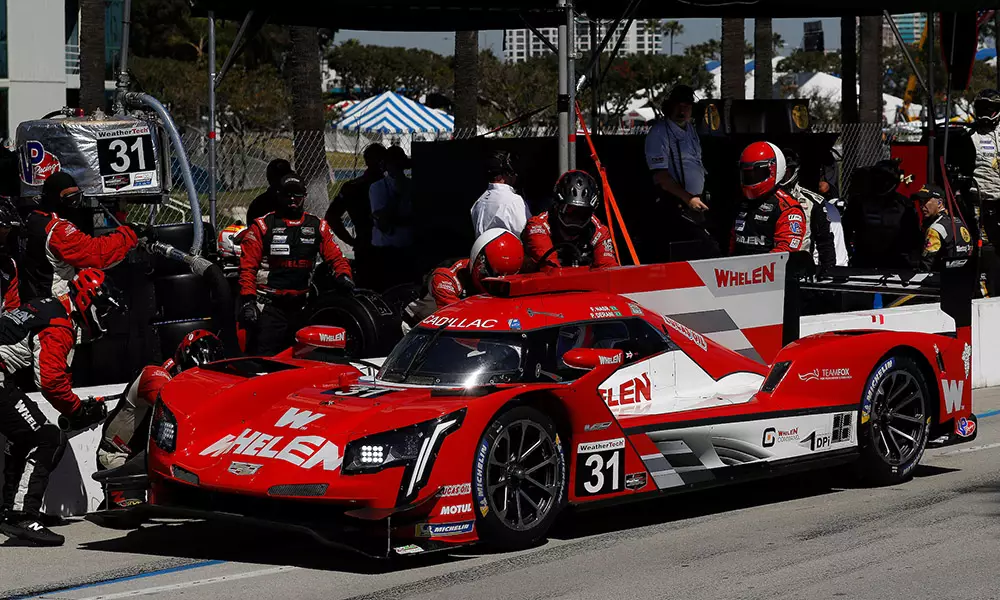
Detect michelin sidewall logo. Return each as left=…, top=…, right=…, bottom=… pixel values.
left=862, top=358, right=894, bottom=425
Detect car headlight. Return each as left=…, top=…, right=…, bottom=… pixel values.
left=150, top=399, right=177, bottom=453
left=343, top=409, right=466, bottom=504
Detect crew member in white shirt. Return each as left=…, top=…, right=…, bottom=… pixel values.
left=369, top=145, right=415, bottom=289
left=471, top=151, right=531, bottom=237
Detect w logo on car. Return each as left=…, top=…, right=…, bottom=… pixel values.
left=942, top=379, right=965, bottom=415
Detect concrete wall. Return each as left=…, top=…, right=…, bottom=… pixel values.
left=6, top=0, right=68, bottom=136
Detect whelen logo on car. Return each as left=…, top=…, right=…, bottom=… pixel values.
left=714, top=262, right=775, bottom=288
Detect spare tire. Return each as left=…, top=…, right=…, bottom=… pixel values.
left=380, top=283, right=422, bottom=317
left=154, top=317, right=216, bottom=360
left=153, top=274, right=212, bottom=321
left=306, top=290, right=401, bottom=358
left=151, top=222, right=218, bottom=275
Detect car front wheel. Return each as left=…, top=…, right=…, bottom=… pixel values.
left=472, top=406, right=566, bottom=550
left=856, top=355, right=931, bottom=485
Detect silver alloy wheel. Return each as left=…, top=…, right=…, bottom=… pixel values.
left=869, top=371, right=927, bottom=465
left=484, top=419, right=560, bottom=532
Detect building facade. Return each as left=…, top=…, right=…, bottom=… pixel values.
left=883, top=13, right=928, bottom=46
left=504, top=20, right=663, bottom=63
left=1, top=0, right=119, bottom=138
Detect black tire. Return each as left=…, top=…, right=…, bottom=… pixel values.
left=306, top=290, right=401, bottom=358
left=856, top=355, right=932, bottom=485
left=380, top=283, right=422, bottom=316
left=473, top=405, right=567, bottom=550
left=153, top=274, right=212, bottom=321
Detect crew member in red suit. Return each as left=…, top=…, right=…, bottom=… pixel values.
left=0, top=268, right=121, bottom=546
left=239, top=172, right=355, bottom=355
left=21, top=172, right=142, bottom=304
left=0, top=197, right=22, bottom=311
left=402, top=229, right=524, bottom=331
left=731, top=142, right=806, bottom=255
left=522, top=170, right=618, bottom=272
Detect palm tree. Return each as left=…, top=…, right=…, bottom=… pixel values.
left=288, top=26, right=329, bottom=216
left=663, top=20, right=684, bottom=56
left=859, top=16, right=882, bottom=124
left=454, top=31, right=479, bottom=132
left=754, top=18, right=773, bottom=100
left=721, top=18, right=746, bottom=99
left=79, top=0, right=106, bottom=113
left=842, top=16, right=859, bottom=123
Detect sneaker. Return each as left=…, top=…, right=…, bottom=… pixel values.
left=0, top=517, right=65, bottom=546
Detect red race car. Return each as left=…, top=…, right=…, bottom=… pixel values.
left=109, top=254, right=978, bottom=557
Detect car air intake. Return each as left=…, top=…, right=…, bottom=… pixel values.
left=761, top=361, right=792, bottom=393
left=171, top=465, right=200, bottom=486
left=267, top=484, right=329, bottom=497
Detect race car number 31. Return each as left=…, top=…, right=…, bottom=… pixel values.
left=97, top=133, right=155, bottom=176
left=575, top=439, right=624, bottom=496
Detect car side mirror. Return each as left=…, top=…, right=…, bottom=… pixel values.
left=562, top=348, right=624, bottom=370
left=295, top=325, right=347, bottom=349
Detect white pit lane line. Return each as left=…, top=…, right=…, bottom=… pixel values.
left=59, top=566, right=299, bottom=600
left=934, top=442, right=1000, bottom=456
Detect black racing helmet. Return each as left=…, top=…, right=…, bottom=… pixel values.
left=0, top=197, right=21, bottom=228
left=553, top=170, right=599, bottom=230
left=42, top=171, right=83, bottom=210
left=174, top=329, right=225, bottom=371
left=975, top=89, right=1000, bottom=130
left=780, top=148, right=800, bottom=188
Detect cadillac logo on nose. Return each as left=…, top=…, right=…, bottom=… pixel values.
left=228, top=461, right=263, bottom=476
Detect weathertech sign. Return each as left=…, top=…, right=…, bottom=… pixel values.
left=714, top=263, right=775, bottom=288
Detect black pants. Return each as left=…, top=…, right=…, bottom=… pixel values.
left=0, top=385, right=67, bottom=518
left=251, top=298, right=307, bottom=356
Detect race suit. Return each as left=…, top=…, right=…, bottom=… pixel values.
left=21, top=210, right=137, bottom=304
left=1, top=255, right=20, bottom=311
left=239, top=211, right=352, bottom=355
left=731, top=189, right=806, bottom=255
left=921, top=212, right=975, bottom=272
left=842, top=193, right=922, bottom=269
left=0, top=297, right=84, bottom=518
left=401, top=258, right=472, bottom=332
left=522, top=212, right=619, bottom=272
left=97, top=364, right=172, bottom=470
left=787, top=184, right=837, bottom=270
left=972, top=127, right=1000, bottom=247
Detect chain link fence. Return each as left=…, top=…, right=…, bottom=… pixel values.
left=140, top=122, right=889, bottom=236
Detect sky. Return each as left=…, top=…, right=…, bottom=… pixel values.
left=334, top=18, right=844, bottom=56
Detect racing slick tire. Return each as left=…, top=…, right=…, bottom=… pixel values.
left=306, top=290, right=401, bottom=358
left=153, top=274, right=211, bottom=320
left=473, top=405, right=567, bottom=550
left=855, top=355, right=932, bottom=486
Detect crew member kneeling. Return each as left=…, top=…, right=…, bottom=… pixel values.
left=402, top=229, right=524, bottom=331
left=0, top=269, right=121, bottom=546
left=523, top=170, right=618, bottom=271
left=915, top=185, right=974, bottom=271
left=239, top=173, right=355, bottom=356
left=732, top=142, right=806, bottom=256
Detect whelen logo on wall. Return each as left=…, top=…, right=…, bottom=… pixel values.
left=714, top=262, right=776, bottom=288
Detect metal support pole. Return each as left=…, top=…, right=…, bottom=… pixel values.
left=557, top=0, right=569, bottom=175
left=208, top=11, right=217, bottom=228
left=884, top=10, right=929, bottom=97
left=590, top=21, right=599, bottom=132
left=113, top=0, right=133, bottom=114
left=927, top=12, right=936, bottom=184
left=944, top=15, right=957, bottom=167
left=567, top=1, right=576, bottom=171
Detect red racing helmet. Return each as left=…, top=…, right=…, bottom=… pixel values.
left=469, top=228, right=524, bottom=291
left=740, top=142, right=786, bottom=200
left=70, top=268, right=123, bottom=340
left=174, top=329, right=225, bottom=371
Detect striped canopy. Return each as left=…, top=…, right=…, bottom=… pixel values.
left=333, top=91, right=454, bottom=134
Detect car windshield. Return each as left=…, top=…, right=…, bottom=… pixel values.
left=379, top=330, right=525, bottom=386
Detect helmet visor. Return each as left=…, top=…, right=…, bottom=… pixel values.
left=558, top=204, right=593, bottom=229
left=740, top=161, right=774, bottom=188
left=975, top=99, right=1000, bottom=121
left=187, top=336, right=225, bottom=368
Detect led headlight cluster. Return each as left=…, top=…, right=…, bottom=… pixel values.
left=150, top=399, right=177, bottom=453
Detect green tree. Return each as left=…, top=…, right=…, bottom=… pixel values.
left=755, top=18, right=774, bottom=100
left=79, top=0, right=107, bottom=112
left=663, top=20, right=684, bottom=56
left=722, top=19, right=746, bottom=99
left=454, top=31, right=480, bottom=131
left=326, top=40, right=452, bottom=100
left=478, top=53, right=558, bottom=127
left=777, top=50, right=842, bottom=76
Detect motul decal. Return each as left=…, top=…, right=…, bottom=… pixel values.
left=600, top=373, right=652, bottom=407
left=714, top=263, right=775, bottom=288
left=199, top=429, right=342, bottom=471
left=942, top=379, right=965, bottom=414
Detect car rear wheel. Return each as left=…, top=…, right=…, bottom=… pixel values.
left=856, top=356, right=931, bottom=485
left=473, top=406, right=566, bottom=550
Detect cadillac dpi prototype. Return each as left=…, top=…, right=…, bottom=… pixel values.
left=117, top=254, right=977, bottom=557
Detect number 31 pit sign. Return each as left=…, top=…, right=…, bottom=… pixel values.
left=96, top=125, right=160, bottom=193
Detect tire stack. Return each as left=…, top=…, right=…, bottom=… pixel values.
left=149, top=222, right=220, bottom=360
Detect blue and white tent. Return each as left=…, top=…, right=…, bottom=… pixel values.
left=333, top=91, right=454, bottom=134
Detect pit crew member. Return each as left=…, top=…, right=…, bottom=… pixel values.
left=98, top=329, right=224, bottom=473
left=915, top=185, right=974, bottom=272
left=21, top=172, right=140, bottom=304
left=239, top=172, right=354, bottom=356
left=402, top=228, right=524, bottom=330
left=732, top=142, right=806, bottom=256
left=971, top=89, right=1000, bottom=245
left=780, top=148, right=836, bottom=270
left=0, top=197, right=22, bottom=311
left=522, top=170, right=618, bottom=271
left=0, top=269, right=121, bottom=546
